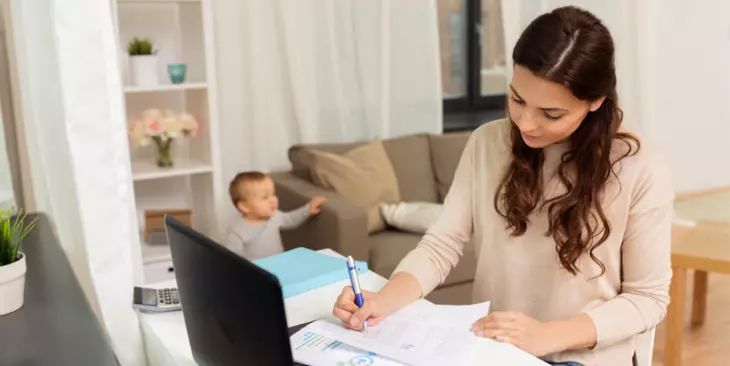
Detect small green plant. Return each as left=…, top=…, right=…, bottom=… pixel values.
left=0, top=208, right=37, bottom=266
left=127, top=37, right=156, bottom=56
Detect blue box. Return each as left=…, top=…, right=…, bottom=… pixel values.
left=254, top=248, right=369, bottom=298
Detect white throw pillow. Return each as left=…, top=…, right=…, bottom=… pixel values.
left=379, top=202, right=443, bottom=234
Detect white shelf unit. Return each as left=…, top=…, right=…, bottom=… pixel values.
left=131, top=158, right=213, bottom=181
left=113, top=0, right=224, bottom=283
left=118, top=0, right=201, bottom=3
left=124, top=82, right=207, bottom=94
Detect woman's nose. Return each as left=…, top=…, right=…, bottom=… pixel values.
left=515, top=110, right=540, bottom=132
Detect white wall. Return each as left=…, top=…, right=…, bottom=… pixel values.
left=645, top=0, right=730, bottom=193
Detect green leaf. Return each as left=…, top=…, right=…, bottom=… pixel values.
left=127, top=37, right=155, bottom=56
left=0, top=207, right=36, bottom=266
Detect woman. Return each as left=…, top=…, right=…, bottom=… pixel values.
left=332, top=6, right=673, bottom=366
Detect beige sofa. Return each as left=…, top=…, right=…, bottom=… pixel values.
left=270, top=132, right=476, bottom=304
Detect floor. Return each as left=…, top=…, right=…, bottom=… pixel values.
left=652, top=272, right=730, bottom=366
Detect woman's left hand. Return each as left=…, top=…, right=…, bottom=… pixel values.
left=471, top=311, right=558, bottom=357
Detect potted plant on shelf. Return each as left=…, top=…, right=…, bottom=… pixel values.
left=0, top=208, right=37, bottom=316
left=127, top=37, right=159, bottom=86
left=129, top=109, right=200, bottom=168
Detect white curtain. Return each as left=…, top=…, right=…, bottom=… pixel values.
left=500, top=0, right=730, bottom=193
left=0, top=100, right=13, bottom=208
left=10, top=0, right=144, bottom=364
left=0, top=14, right=14, bottom=209
left=213, top=0, right=442, bottom=219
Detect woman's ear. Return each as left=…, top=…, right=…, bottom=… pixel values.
left=589, top=96, right=607, bottom=112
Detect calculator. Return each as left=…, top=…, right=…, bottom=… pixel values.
left=132, top=286, right=182, bottom=312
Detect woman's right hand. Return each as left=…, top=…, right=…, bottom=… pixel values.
left=332, top=286, right=390, bottom=331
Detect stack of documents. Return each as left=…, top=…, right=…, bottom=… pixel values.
left=290, top=300, right=549, bottom=365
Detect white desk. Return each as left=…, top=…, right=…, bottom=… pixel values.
left=138, top=249, right=387, bottom=365
left=138, top=249, right=547, bottom=365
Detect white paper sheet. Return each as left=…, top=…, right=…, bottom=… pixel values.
left=390, top=300, right=492, bottom=329
left=290, top=326, right=406, bottom=366
left=295, top=319, right=468, bottom=366
left=292, top=300, right=549, bottom=366
left=292, top=300, right=491, bottom=366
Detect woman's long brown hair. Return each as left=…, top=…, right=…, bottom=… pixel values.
left=494, top=6, right=638, bottom=276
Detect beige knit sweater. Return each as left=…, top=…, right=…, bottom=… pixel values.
left=394, top=119, right=674, bottom=365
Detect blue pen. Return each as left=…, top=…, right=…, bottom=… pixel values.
left=346, top=255, right=368, bottom=333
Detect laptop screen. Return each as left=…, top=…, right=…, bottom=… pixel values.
left=165, top=215, right=295, bottom=366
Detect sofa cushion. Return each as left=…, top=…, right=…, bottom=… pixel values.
left=309, top=140, right=400, bottom=233
left=343, top=139, right=401, bottom=204
left=382, top=134, right=439, bottom=203
left=368, top=230, right=477, bottom=288
left=429, top=132, right=471, bottom=202
left=380, top=202, right=442, bottom=234
left=289, top=142, right=363, bottom=181
left=290, top=134, right=440, bottom=203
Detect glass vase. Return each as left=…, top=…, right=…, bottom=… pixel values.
left=154, top=138, right=174, bottom=168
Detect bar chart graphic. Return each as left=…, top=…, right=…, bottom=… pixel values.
left=296, top=331, right=344, bottom=352
left=294, top=330, right=385, bottom=365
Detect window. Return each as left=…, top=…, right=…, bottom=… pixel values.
left=438, top=0, right=508, bottom=130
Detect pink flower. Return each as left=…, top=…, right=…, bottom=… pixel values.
left=148, top=120, right=161, bottom=131
left=129, top=108, right=198, bottom=147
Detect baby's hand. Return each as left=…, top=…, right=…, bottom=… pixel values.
left=309, top=196, right=327, bottom=215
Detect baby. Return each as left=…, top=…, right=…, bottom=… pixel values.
left=224, top=171, right=326, bottom=260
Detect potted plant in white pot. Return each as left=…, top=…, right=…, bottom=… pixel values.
left=127, top=37, right=159, bottom=87
left=0, top=209, right=37, bottom=316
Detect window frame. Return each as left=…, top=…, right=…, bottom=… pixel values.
left=443, top=0, right=507, bottom=116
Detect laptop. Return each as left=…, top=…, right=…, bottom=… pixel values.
left=164, top=215, right=309, bottom=366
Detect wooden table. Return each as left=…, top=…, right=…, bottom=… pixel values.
left=666, top=220, right=730, bottom=366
